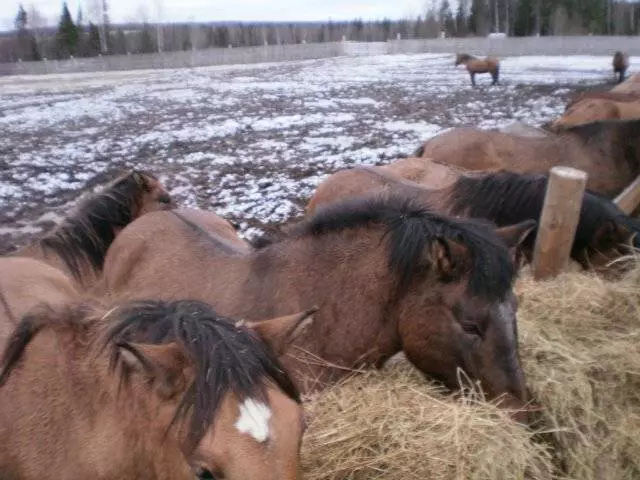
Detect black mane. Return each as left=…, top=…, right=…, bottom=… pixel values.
left=38, top=170, right=156, bottom=281
left=0, top=299, right=299, bottom=451
left=105, top=299, right=299, bottom=449
left=449, top=171, right=640, bottom=255
left=289, top=193, right=516, bottom=301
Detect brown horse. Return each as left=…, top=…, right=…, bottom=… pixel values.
left=0, top=257, right=80, bottom=350
left=12, top=170, right=174, bottom=290
left=612, top=73, right=640, bottom=94
left=101, top=203, right=535, bottom=422
left=455, top=53, right=500, bottom=87
left=415, top=119, right=640, bottom=198
left=0, top=298, right=313, bottom=480
left=551, top=98, right=640, bottom=130
left=565, top=90, right=640, bottom=110
left=307, top=165, right=640, bottom=271
left=613, top=51, right=630, bottom=84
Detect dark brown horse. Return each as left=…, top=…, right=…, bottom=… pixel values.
left=416, top=119, right=640, bottom=198
left=613, top=51, right=630, bottom=84
left=307, top=166, right=640, bottom=272
left=101, top=202, right=535, bottom=422
left=0, top=298, right=313, bottom=480
left=12, top=170, right=174, bottom=290
left=455, top=53, right=500, bottom=87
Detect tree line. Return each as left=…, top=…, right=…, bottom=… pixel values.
left=2, top=0, right=640, bottom=63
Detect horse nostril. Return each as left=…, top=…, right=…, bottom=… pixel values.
left=194, top=467, right=216, bottom=479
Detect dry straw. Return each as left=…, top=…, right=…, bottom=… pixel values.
left=301, top=262, right=640, bottom=480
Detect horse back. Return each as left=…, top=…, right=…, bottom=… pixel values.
left=101, top=208, right=250, bottom=301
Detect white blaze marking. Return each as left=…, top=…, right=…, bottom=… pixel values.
left=235, top=398, right=272, bottom=443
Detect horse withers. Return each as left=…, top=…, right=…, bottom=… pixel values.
left=0, top=299, right=314, bottom=480
left=102, top=202, right=535, bottom=423
left=455, top=53, right=500, bottom=87
left=613, top=51, right=630, bottom=84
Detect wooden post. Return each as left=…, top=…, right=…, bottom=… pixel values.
left=532, top=166, right=588, bottom=280
left=614, top=174, right=640, bottom=214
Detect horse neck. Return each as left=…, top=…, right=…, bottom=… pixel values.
left=241, top=230, right=403, bottom=375
left=564, top=122, right=640, bottom=175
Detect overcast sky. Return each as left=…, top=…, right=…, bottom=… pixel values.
left=1, top=0, right=427, bottom=30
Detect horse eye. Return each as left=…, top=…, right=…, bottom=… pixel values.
left=460, top=322, right=482, bottom=337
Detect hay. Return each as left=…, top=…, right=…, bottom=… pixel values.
left=302, top=263, right=640, bottom=480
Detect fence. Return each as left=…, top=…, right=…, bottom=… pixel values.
left=1, top=36, right=639, bottom=76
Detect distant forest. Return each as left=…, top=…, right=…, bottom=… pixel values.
left=2, top=0, right=640, bottom=63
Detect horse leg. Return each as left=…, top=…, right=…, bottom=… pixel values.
left=492, top=68, right=500, bottom=85
left=470, top=72, right=476, bottom=87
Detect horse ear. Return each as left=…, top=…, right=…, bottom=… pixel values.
left=242, top=307, right=318, bottom=355
left=495, top=220, right=537, bottom=248
left=494, top=220, right=537, bottom=267
left=427, top=238, right=467, bottom=280
left=131, top=171, right=150, bottom=190
left=118, top=342, right=189, bottom=399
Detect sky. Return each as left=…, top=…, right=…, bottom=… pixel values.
left=0, top=0, right=427, bottom=30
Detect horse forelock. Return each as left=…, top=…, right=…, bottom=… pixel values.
left=40, top=171, right=155, bottom=281
left=290, top=193, right=515, bottom=301
left=104, top=299, right=300, bottom=451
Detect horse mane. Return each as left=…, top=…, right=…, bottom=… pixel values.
left=448, top=171, right=640, bottom=254
left=0, top=299, right=299, bottom=451
left=38, top=170, right=155, bottom=281
left=288, top=193, right=515, bottom=301
left=0, top=302, right=95, bottom=387
left=105, top=299, right=300, bottom=449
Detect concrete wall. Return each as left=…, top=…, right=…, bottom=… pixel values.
left=0, top=41, right=344, bottom=76
left=387, top=36, right=640, bottom=57
left=1, top=36, right=638, bottom=76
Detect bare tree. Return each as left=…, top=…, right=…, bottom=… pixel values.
left=85, top=0, right=107, bottom=52
left=154, top=0, right=164, bottom=52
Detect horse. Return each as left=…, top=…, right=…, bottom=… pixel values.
left=613, top=51, right=630, bottom=84
left=100, top=202, right=536, bottom=423
left=0, top=298, right=314, bottom=480
left=550, top=98, right=640, bottom=130
left=0, top=257, right=81, bottom=350
left=415, top=119, right=640, bottom=198
left=612, top=73, right=640, bottom=94
left=455, top=53, right=500, bottom=87
left=11, top=170, right=174, bottom=290
left=565, top=91, right=640, bottom=111
left=307, top=165, right=640, bottom=272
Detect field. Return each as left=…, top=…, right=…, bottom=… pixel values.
left=0, top=53, right=628, bottom=252
left=2, top=52, right=639, bottom=479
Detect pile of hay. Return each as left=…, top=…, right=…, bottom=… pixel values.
left=302, top=264, right=640, bottom=479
